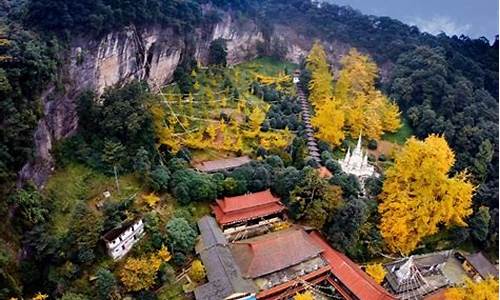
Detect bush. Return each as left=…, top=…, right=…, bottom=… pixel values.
left=265, top=155, right=284, bottom=169
left=368, top=139, right=378, bottom=150
left=305, top=157, right=320, bottom=168
left=173, top=183, right=190, bottom=205
left=165, top=217, right=197, bottom=254
left=189, top=260, right=206, bottom=282
left=167, top=158, right=188, bottom=173
left=321, top=151, right=333, bottom=163
left=96, top=268, right=117, bottom=300
left=325, top=159, right=341, bottom=174
left=147, top=166, right=170, bottom=192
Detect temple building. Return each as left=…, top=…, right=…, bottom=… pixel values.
left=384, top=250, right=498, bottom=300
left=338, top=134, right=376, bottom=179
left=211, top=190, right=287, bottom=240
left=195, top=216, right=396, bottom=300
left=193, top=156, right=252, bottom=173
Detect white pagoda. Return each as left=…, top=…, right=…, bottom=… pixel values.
left=338, top=134, right=376, bottom=179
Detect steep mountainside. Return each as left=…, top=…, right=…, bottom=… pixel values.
left=19, top=7, right=356, bottom=186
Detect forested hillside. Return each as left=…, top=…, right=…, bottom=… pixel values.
left=0, top=0, right=497, bottom=299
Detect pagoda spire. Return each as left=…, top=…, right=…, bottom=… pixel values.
left=354, top=132, right=362, bottom=154
left=344, top=147, right=351, bottom=163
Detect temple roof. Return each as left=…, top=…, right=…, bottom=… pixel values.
left=231, top=228, right=323, bottom=278
left=193, top=156, right=251, bottom=172
left=211, top=190, right=286, bottom=226
left=464, top=252, right=498, bottom=279
left=195, top=216, right=257, bottom=300
left=309, top=231, right=396, bottom=300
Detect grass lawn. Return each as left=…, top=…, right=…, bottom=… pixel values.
left=235, top=56, right=298, bottom=76
left=157, top=280, right=189, bottom=300
left=44, top=164, right=143, bottom=237
left=381, top=117, right=413, bottom=145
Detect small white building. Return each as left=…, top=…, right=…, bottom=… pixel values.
left=103, top=219, right=144, bottom=260
left=338, top=134, right=376, bottom=179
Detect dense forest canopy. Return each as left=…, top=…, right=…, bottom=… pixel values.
left=0, top=0, right=498, bottom=299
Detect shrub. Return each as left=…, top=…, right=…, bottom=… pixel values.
left=147, top=166, right=170, bottom=192
left=368, top=139, right=378, bottom=150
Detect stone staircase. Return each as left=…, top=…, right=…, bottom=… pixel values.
left=296, top=85, right=321, bottom=163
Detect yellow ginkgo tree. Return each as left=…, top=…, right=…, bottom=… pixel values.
left=365, top=263, right=387, bottom=284
left=378, top=134, right=474, bottom=254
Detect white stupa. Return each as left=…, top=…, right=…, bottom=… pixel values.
left=338, top=134, right=376, bottom=179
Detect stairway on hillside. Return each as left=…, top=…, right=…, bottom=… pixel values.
left=296, top=85, right=321, bottom=163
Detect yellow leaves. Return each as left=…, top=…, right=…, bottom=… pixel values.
left=120, top=256, right=158, bottom=292
left=258, top=129, right=292, bottom=150
left=307, top=41, right=334, bottom=107
left=380, top=100, right=402, bottom=133
left=445, top=277, right=499, bottom=300
left=246, top=105, right=267, bottom=137
left=255, top=72, right=291, bottom=86
left=294, top=291, right=314, bottom=300
left=336, top=50, right=400, bottom=140
left=365, top=263, right=387, bottom=284
left=119, top=247, right=171, bottom=292
left=157, top=245, right=172, bottom=262
left=206, top=123, right=218, bottom=141
left=311, top=98, right=345, bottom=146
left=142, top=193, right=160, bottom=208
left=189, top=259, right=206, bottom=282
left=379, top=135, right=474, bottom=254
left=306, top=43, right=402, bottom=143
left=32, top=293, right=48, bottom=300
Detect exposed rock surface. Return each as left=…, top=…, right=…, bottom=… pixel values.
left=20, top=10, right=361, bottom=187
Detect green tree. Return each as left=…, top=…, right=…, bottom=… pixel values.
left=326, top=198, right=368, bottom=255
left=472, top=140, right=493, bottom=183
left=133, top=147, right=152, bottom=175
left=9, top=184, right=48, bottom=229
left=147, top=165, right=171, bottom=192
left=96, top=268, right=117, bottom=300
left=166, top=217, right=197, bottom=254
left=470, top=206, right=491, bottom=242
left=69, top=203, right=104, bottom=264
left=208, top=39, right=227, bottom=66
left=101, top=139, right=127, bottom=173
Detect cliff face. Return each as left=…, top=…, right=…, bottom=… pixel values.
left=19, top=11, right=355, bottom=187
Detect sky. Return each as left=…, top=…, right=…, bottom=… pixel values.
left=326, top=0, right=498, bottom=42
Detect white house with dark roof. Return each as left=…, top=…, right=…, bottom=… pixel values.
left=103, top=218, right=144, bottom=260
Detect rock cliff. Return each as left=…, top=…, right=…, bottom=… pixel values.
left=20, top=10, right=354, bottom=187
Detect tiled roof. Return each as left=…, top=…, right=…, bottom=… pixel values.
left=216, top=190, right=280, bottom=213
left=102, top=218, right=140, bottom=242
left=308, top=231, right=396, bottom=300
left=231, top=228, right=322, bottom=278
left=212, top=190, right=286, bottom=226
left=464, top=252, right=499, bottom=279
left=195, top=216, right=257, bottom=300
left=193, top=156, right=251, bottom=172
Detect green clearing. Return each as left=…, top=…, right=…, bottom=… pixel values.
left=44, top=164, right=142, bottom=237
left=381, top=117, right=414, bottom=145
left=235, top=56, right=298, bottom=76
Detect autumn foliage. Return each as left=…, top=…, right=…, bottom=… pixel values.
left=119, top=246, right=171, bottom=292
left=445, top=277, right=499, bottom=300
left=365, top=263, right=387, bottom=284
left=379, top=135, right=474, bottom=254
left=306, top=42, right=401, bottom=145
left=189, top=259, right=206, bottom=282
left=294, top=290, right=315, bottom=300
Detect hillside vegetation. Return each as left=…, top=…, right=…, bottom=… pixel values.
left=0, top=0, right=497, bottom=299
